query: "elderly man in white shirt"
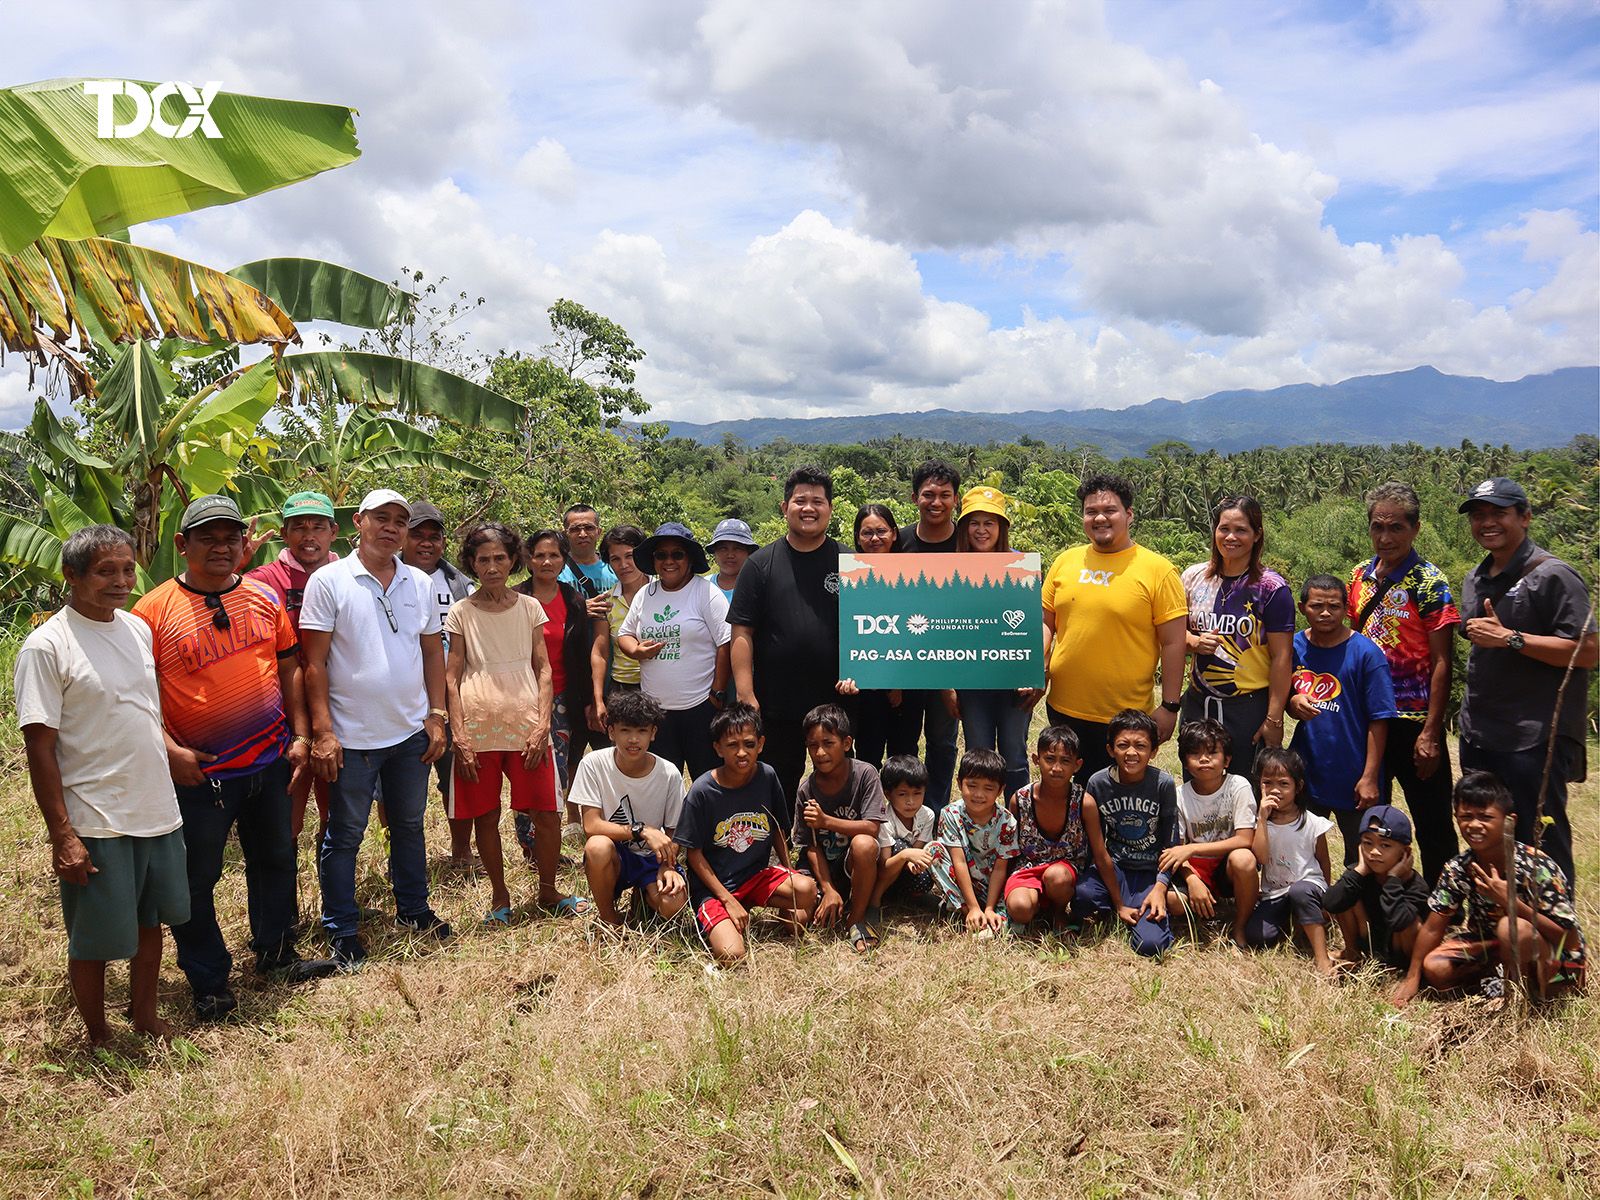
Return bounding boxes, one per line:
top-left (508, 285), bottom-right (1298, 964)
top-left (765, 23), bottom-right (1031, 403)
top-left (300, 489), bottom-right (451, 967)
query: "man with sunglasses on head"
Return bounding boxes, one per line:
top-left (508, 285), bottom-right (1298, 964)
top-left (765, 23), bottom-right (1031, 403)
top-left (299, 489), bottom-right (452, 968)
top-left (134, 495), bottom-right (333, 1022)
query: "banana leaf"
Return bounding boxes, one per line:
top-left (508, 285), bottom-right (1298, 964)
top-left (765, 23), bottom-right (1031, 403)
top-left (278, 351), bottom-right (523, 431)
top-left (0, 236), bottom-right (297, 355)
top-left (97, 340), bottom-right (174, 460)
top-left (228, 258), bottom-right (411, 330)
top-left (0, 79), bottom-right (360, 255)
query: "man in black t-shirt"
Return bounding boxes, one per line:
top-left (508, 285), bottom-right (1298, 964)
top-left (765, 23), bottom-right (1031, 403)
top-left (729, 465), bottom-right (854, 827)
top-left (1457, 478), bottom-right (1597, 886)
top-left (895, 460), bottom-right (962, 812)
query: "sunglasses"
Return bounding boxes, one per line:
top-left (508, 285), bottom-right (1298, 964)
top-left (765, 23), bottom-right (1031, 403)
top-left (202, 592), bottom-right (230, 632)
top-left (654, 550), bottom-right (688, 561)
top-left (378, 595), bottom-right (399, 633)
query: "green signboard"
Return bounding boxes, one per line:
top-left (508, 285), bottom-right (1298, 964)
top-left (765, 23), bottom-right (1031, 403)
top-left (837, 552), bottom-right (1044, 689)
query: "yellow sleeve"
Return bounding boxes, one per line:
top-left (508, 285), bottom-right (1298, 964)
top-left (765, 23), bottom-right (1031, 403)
top-left (1150, 559), bottom-right (1188, 625)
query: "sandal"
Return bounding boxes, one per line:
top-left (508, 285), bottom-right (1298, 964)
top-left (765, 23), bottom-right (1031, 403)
top-left (849, 921), bottom-right (879, 954)
top-left (482, 906), bottom-right (513, 927)
top-left (541, 895), bottom-right (592, 918)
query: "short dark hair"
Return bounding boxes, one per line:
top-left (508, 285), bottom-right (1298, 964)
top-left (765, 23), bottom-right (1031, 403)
top-left (605, 689), bottom-right (664, 731)
top-left (801, 703), bottom-right (852, 739)
top-left (958, 747), bottom-right (1007, 785)
top-left (61, 524), bottom-right (134, 577)
top-left (563, 504), bottom-right (599, 525)
top-left (853, 504), bottom-right (898, 551)
top-left (1107, 708), bottom-right (1157, 747)
top-left (1177, 718), bottom-right (1231, 761)
top-left (1077, 472), bottom-right (1134, 510)
top-left (880, 755), bottom-right (929, 793)
top-left (459, 522), bottom-right (522, 578)
top-left (710, 701), bottom-right (763, 742)
top-left (911, 460), bottom-right (962, 496)
top-left (599, 523), bottom-right (646, 562)
top-left (1365, 481), bottom-right (1421, 527)
top-left (1253, 747), bottom-right (1307, 797)
top-left (784, 465), bottom-right (833, 502)
top-left (1300, 574), bottom-right (1348, 604)
top-left (1454, 770), bottom-right (1512, 815)
top-left (1036, 724), bottom-right (1081, 757)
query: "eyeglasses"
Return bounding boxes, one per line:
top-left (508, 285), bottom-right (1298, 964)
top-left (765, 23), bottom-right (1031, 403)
top-left (202, 592), bottom-right (230, 631)
top-left (654, 550), bottom-right (688, 561)
top-left (567, 523), bottom-right (599, 535)
top-left (378, 595), bottom-right (399, 633)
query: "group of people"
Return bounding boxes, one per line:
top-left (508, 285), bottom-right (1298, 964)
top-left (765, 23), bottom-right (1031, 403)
top-left (15, 459), bottom-right (1593, 1043)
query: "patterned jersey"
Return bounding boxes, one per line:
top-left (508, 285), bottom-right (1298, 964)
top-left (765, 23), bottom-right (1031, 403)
top-left (1429, 843), bottom-right (1585, 970)
top-left (1181, 564), bottom-right (1295, 698)
top-left (1009, 781), bottom-right (1086, 870)
top-left (1347, 552), bottom-right (1459, 718)
top-left (935, 800), bottom-right (1020, 881)
top-left (133, 576), bottom-right (297, 780)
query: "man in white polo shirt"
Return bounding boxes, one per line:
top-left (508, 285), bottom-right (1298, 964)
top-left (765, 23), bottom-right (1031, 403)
top-left (300, 489), bottom-right (451, 967)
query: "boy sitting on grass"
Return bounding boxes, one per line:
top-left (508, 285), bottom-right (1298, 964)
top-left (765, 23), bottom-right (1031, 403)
top-left (868, 755), bottom-right (937, 910)
top-left (574, 691), bottom-right (688, 927)
top-left (792, 704), bottom-right (887, 953)
top-left (924, 749), bottom-right (1019, 935)
top-left (1078, 710), bottom-right (1178, 957)
top-left (1392, 772), bottom-right (1586, 1007)
top-left (1324, 804), bottom-right (1429, 971)
top-left (676, 703), bottom-right (817, 964)
top-left (1161, 719), bottom-right (1258, 945)
top-left (1003, 725), bottom-right (1086, 930)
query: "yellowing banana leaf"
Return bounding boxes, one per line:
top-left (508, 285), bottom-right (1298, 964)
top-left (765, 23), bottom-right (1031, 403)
top-left (0, 79), bottom-right (360, 255)
top-left (279, 351), bottom-right (524, 431)
top-left (228, 258), bottom-right (412, 330)
top-left (0, 236), bottom-right (297, 355)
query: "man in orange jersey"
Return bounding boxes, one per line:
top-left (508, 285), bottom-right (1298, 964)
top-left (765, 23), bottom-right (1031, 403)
top-left (134, 495), bottom-right (335, 1022)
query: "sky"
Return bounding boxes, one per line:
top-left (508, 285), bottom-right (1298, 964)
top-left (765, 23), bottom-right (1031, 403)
top-left (3, 0), bottom-right (1597, 427)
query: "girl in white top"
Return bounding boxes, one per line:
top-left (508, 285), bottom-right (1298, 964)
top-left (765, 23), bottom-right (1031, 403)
top-left (1244, 747), bottom-right (1336, 977)
top-left (617, 523), bottom-right (730, 778)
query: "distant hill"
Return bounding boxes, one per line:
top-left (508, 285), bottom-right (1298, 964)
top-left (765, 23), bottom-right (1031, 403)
top-left (655, 366), bottom-right (1599, 455)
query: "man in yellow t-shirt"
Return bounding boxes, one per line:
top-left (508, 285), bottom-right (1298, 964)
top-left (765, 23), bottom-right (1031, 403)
top-left (1041, 473), bottom-right (1188, 782)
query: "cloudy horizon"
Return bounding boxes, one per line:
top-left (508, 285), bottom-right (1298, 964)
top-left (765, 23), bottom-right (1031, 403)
top-left (3, 0), bottom-right (1597, 427)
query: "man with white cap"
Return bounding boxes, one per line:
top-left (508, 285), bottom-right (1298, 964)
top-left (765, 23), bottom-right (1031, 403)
top-left (133, 495), bottom-right (331, 1020)
top-left (300, 488), bottom-right (452, 967)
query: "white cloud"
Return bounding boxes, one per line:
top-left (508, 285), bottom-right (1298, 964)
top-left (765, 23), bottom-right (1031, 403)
top-left (514, 138), bottom-right (579, 202)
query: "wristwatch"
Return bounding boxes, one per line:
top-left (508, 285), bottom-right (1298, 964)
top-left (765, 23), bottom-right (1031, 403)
top-left (1160, 699), bottom-right (1182, 713)
top-left (630, 822), bottom-right (645, 844)
top-left (1506, 631), bottom-right (1525, 652)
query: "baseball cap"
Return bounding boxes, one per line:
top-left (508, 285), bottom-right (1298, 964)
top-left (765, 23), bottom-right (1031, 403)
top-left (179, 493), bottom-right (245, 533)
top-left (407, 501), bottom-right (446, 530)
top-left (1358, 804), bottom-right (1413, 845)
top-left (960, 485), bottom-right (1009, 522)
top-left (356, 488), bottom-right (410, 516)
top-left (1457, 477), bottom-right (1528, 513)
top-left (707, 518), bottom-right (757, 549)
top-left (281, 491), bottom-right (335, 521)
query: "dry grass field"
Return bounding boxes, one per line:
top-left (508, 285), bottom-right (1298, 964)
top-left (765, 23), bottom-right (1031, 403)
top-left (0, 736), bottom-right (1595, 1199)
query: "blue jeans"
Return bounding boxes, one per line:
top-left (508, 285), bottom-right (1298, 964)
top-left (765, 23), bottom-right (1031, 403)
top-left (1074, 864), bottom-right (1173, 957)
top-left (172, 757), bottom-right (297, 995)
top-left (320, 729), bottom-right (433, 938)
top-left (913, 691), bottom-right (959, 815)
top-left (959, 689), bottom-right (1031, 798)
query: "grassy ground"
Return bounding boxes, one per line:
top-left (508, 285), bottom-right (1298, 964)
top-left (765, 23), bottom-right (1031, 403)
top-left (0, 736), bottom-right (1596, 1199)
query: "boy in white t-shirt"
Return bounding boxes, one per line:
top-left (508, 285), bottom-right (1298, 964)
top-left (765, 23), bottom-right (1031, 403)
top-left (869, 756), bottom-right (938, 910)
top-left (574, 692), bottom-right (688, 925)
top-left (1162, 719), bottom-right (1259, 946)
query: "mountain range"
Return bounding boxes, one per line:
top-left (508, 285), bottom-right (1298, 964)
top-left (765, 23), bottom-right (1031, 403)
top-left (655, 366), bottom-right (1598, 455)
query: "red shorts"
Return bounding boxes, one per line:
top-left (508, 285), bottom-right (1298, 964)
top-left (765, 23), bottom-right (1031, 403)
top-left (449, 750), bottom-right (559, 821)
top-left (1187, 854), bottom-right (1223, 889)
top-left (696, 865), bottom-right (800, 933)
top-left (1003, 860), bottom-right (1078, 900)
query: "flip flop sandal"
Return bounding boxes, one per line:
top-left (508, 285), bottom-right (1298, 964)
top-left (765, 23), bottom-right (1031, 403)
top-left (482, 906), bottom-right (513, 927)
top-left (543, 895), bottom-right (592, 918)
top-left (849, 921), bottom-right (879, 954)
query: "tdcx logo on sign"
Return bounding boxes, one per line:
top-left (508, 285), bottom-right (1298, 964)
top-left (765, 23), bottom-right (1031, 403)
top-left (83, 81), bottom-right (223, 139)
top-left (853, 614), bottom-right (901, 635)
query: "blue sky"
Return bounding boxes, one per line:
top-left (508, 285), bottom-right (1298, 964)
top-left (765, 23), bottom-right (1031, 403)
top-left (2, 0), bottom-right (1596, 424)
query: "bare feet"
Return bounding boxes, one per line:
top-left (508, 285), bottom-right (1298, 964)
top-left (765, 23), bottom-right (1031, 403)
top-left (1314, 958), bottom-right (1341, 981)
top-left (84, 1023), bottom-right (112, 1047)
top-left (132, 1015), bottom-right (176, 1040)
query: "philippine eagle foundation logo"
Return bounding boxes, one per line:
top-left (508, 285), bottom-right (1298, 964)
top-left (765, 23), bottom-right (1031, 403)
top-left (906, 614), bottom-right (929, 635)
